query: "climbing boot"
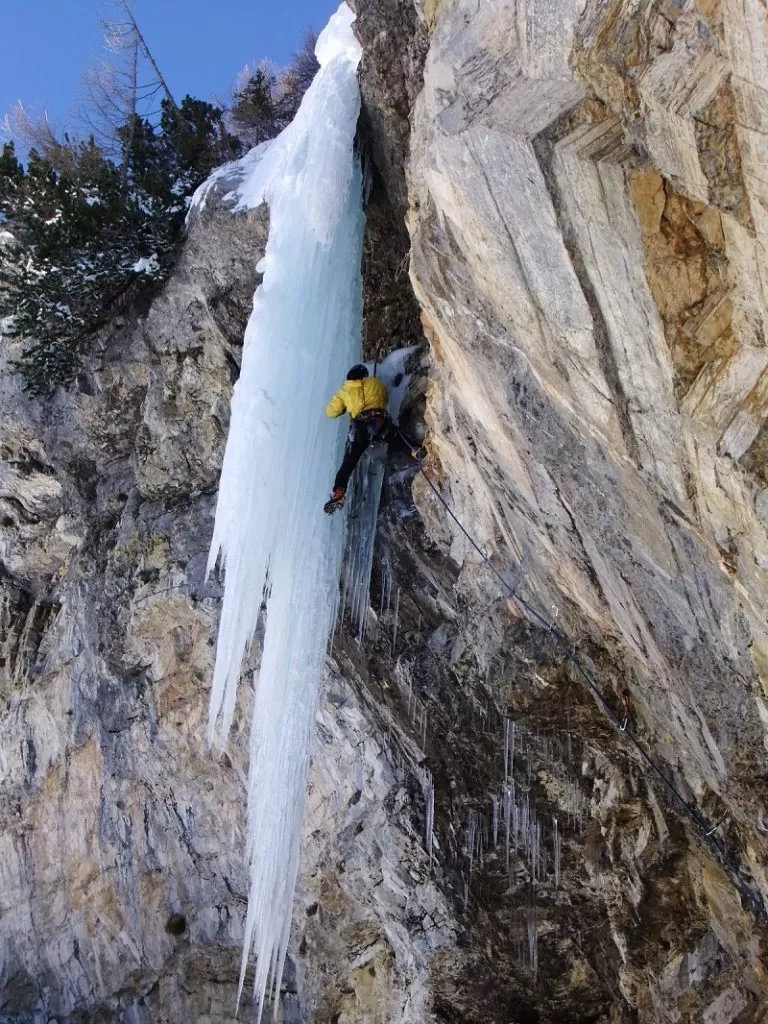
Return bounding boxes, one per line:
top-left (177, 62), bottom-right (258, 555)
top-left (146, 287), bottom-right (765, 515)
top-left (323, 488), bottom-right (346, 515)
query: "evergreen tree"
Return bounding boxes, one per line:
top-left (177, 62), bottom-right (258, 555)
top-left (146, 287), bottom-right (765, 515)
top-left (162, 96), bottom-right (240, 185)
top-left (229, 68), bottom-right (281, 147)
top-left (1, 140), bottom-right (148, 391)
top-left (0, 100), bottom-right (241, 395)
top-left (227, 38), bottom-right (319, 149)
top-left (0, 142), bottom-right (24, 196)
top-left (0, 5), bottom-right (310, 398)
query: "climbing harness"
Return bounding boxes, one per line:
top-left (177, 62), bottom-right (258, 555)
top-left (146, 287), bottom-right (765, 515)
top-left (399, 431), bottom-right (767, 922)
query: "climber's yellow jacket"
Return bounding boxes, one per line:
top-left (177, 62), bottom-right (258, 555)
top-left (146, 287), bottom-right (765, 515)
top-left (326, 376), bottom-right (389, 420)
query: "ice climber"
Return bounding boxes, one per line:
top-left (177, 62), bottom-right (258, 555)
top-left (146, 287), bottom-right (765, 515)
top-left (324, 364), bottom-right (391, 514)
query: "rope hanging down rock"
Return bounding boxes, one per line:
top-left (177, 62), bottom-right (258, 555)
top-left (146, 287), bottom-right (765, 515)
top-left (399, 434), bottom-right (766, 922)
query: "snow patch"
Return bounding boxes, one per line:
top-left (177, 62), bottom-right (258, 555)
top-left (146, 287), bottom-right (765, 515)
top-left (185, 140), bottom-right (275, 221)
top-left (377, 345), bottom-right (420, 422)
top-left (132, 254), bottom-right (160, 275)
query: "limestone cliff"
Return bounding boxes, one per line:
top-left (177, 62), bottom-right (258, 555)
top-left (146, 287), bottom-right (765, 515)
top-left (355, 0), bottom-right (768, 1017)
top-left (3, 0), bottom-right (768, 1021)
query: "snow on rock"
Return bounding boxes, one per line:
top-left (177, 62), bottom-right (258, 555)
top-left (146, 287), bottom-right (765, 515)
top-left (132, 254), bottom-right (160, 275)
top-left (205, 3), bottom-right (364, 1017)
top-left (186, 140), bottom-right (275, 221)
top-left (377, 345), bottom-right (421, 423)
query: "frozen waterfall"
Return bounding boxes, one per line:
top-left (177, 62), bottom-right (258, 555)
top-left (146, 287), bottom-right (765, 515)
top-left (204, 5), bottom-right (364, 1016)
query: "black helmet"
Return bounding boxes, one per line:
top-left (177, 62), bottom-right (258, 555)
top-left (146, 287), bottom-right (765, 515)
top-left (346, 363), bottom-right (369, 380)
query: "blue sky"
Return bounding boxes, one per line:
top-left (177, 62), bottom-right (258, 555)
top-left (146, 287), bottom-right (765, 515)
top-left (2, 0), bottom-right (339, 148)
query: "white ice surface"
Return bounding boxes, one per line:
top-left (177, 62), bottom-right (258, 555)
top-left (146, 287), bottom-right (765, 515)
top-left (205, 5), bottom-right (363, 1017)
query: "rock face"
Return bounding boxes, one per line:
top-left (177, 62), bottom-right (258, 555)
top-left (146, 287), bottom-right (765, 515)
top-left (0, 165), bottom-right (451, 1021)
top-left (383, 0), bottom-right (768, 1017)
top-left (3, 0), bottom-right (768, 1021)
top-left (0, 170), bottom-right (266, 1023)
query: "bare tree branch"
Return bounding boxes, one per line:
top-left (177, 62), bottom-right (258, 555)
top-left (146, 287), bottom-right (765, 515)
top-left (81, 60), bottom-right (129, 157)
top-left (109, 0), bottom-right (177, 110)
top-left (78, 4), bottom-right (177, 162)
top-left (1, 102), bottom-right (79, 170)
top-left (289, 30), bottom-right (320, 93)
top-left (120, 35), bottom-right (139, 180)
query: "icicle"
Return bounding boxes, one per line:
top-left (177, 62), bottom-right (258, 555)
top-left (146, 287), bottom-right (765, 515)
top-left (527, 904), bottom-right (539, 978)
top-left (467, 810), bottom-right (477, 880)
top-left (520, 792), bottom-right (527, 853)
top-left (553, 816), bottom-right (561, 889)
top-left (423, 770), bottom-right (435, 872)
top-left (392, 585), bottom-right (400, 657)
top-left (342, 449), bottom-right (387, 638)
top-left (504, 785), bottom-right (512, 878)
top-left (535, 816), bottom-right (542, 880)
top-left (384, 556), bottom-right (393, 614)
top-left (205, 6), bottom-right (364, 1018)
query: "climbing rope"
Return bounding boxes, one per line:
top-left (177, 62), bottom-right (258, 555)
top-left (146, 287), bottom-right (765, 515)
top-left (399, 433), bottom-right (766, 921)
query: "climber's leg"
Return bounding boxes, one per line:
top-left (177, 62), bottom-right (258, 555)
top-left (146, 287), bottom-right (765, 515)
top-left (332, 420), bottom-right (370, 493)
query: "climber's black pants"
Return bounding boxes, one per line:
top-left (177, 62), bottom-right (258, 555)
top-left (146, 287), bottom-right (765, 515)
top-left (333, 412), bottom-right (392, 492)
